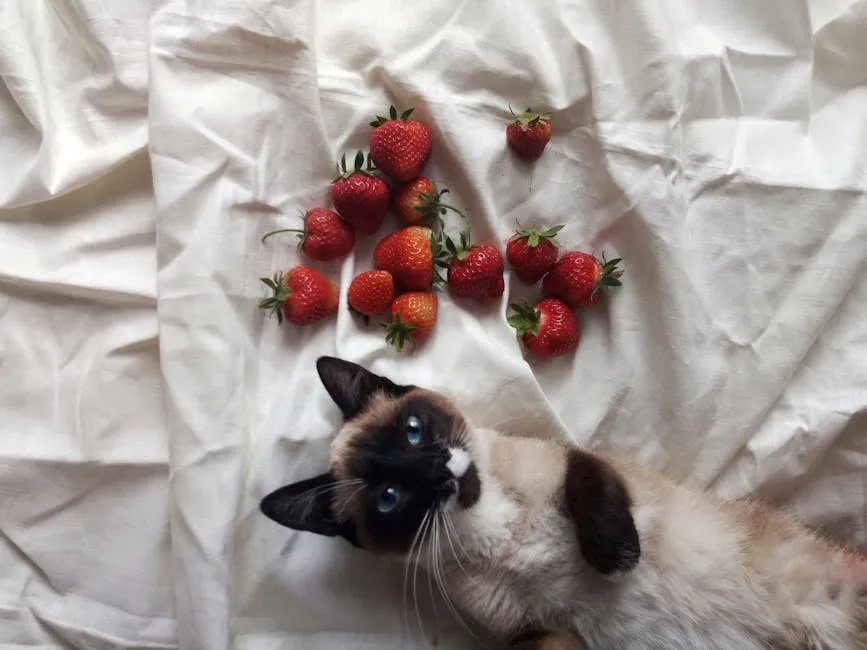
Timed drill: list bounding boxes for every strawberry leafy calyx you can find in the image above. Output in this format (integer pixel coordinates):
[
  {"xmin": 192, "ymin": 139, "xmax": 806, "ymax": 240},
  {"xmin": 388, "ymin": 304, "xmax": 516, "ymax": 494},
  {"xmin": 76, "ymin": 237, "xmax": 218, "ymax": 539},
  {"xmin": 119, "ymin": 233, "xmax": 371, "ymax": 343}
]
[
  {"xmin": 258, "ymin": 272, "xmax": 292, "ymax": 324},
  {"xmin": 443, "ymin": 228, "xmax": 473, "ymax": 263},
  {"xmin": 507, "ymin": 302, "xmax": 542, "ymax": 337},
  {"xmin": 591, "ymin": 253, "xmax": 625, "ymax": 299},
  {"xmin": 334, "ymin": 150, "xmax": 379, "ymax": 182},
  {"xmin": 431, "ymin": 232, "xmax": 451, "ymax": 286},
  {"xmin": 509, "ymin": 106, "xmax": 551, "ymax": 133},
  {"xmin": 382, "ymin": 313, "xmax": 417, "ymax": 352},
  {"xmin": 510, "ymin": 223, "xmax": 564, "ymax": 248},
  {"xmin": 369, "ymin": 104, "xmax": 416, "ymax": 127},
  {"xmin": 414, "ymin": 182, "xmax": 468, "ymax": 226}
]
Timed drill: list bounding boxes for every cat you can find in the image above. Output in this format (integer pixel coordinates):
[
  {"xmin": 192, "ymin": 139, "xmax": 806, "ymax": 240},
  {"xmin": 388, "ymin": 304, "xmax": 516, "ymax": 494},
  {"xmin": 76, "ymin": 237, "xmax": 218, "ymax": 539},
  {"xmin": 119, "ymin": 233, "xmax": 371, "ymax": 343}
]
[{"xmin": 260, "ymin": 357, "xmax": 867, "ymax": 650}]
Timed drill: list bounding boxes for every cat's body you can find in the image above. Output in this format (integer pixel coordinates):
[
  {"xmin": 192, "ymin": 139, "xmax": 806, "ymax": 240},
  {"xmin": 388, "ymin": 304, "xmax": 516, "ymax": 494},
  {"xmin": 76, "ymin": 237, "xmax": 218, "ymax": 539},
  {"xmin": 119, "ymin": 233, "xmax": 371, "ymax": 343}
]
[
  {"xmin": 261, "ymin": 358, "xmax": 867, "ymax": 650},
  {"xmin": 440, "ymin": 430, "xmax": 866, "ymax": 649}
]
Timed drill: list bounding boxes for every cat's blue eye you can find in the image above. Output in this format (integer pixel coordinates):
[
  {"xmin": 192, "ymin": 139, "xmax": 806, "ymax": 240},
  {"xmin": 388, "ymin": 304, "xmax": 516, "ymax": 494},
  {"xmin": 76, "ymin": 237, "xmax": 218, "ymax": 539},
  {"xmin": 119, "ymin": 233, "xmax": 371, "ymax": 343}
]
[
  {"xmin": 406, "ymin": 415, "xmax": 424, "ymax": 446},
  {"xmin": 376, "ymin": 485, "xmax": 402, "ymax": 513}
]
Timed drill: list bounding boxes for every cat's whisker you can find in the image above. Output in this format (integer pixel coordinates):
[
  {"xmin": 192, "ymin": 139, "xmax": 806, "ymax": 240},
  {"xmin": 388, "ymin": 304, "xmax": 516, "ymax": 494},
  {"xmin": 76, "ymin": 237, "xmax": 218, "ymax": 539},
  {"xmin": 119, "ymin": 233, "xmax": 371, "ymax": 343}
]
[
  {"xmin": 333, "ymin": 484, "xmax": 365, "ymax": 518},
  {"xmin": 291, "ymin": 479, "xmax": 364, "ymax": 523},
  {"xmin": 441, "ymin": 510, "xmax": 472, "ymax": 579},
  {"xmin": 404, "ymin": 509, "xmax": 431, "ymax": 648},
  {"xmin": 456, "ymin": 427, "xmax": 474, "ymax": 452},
  {"xmin": 447, "ymin": 513, "xmax": 472, "ymax": 566},
  {"xmin": 414, "ymin": 511, "xmax": 433, "ymax": 647},
  {"xmin": 432, "ymin": 511, "xmax": 487, "ymax": 648},
  {"xmin": 297, "ymin": 480, "xmax": 361, "ymax": 517},
  {"xmin": 427, "ymin": 509, "xmax": 441, "ymax": 645}
]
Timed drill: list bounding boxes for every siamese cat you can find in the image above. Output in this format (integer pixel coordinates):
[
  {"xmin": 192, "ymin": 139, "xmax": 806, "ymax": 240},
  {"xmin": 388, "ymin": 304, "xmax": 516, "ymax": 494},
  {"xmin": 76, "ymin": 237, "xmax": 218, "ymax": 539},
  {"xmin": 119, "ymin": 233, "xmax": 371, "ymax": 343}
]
[{"xmin": 261, "ymin": 357, "xmax": 867, "ymax": 650}]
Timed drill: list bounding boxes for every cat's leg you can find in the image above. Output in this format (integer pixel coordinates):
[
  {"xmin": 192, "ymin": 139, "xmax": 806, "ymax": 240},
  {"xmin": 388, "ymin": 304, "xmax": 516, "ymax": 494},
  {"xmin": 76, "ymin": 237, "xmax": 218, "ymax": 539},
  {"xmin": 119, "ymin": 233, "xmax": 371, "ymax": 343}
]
[
  {"xmin": 563, "ymin": 449, "xmax": 640, "ymax": 574},
  {"xmin": 508, "ymin": 629, "xmax": 586, "ymax": 650}
]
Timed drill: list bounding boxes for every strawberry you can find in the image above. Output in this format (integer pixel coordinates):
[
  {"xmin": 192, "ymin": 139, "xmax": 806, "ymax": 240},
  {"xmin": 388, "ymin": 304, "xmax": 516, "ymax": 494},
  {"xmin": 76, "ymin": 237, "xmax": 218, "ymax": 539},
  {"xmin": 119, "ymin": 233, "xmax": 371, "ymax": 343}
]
[
  {"xmin": 542, "ymin": 251, "xmax": 623, "ymax": 308},
  {"xmin": 331, "ymin": 151, "xmax": 390, "ymax": 236},
  {"xmin": 508, "ymin": 298, "xmax": 579, "ymax": 357},
  {"xmin": 506, "ymin": 108, "xmax": 552, "ymax": 161},
  {"xmin": 259, "ymin": 267, "xmax": 338, "ymax": 326},
  {"xmin": 348, "ymin": 270, "xmax": 395, "ymax": 321},
  {"xmin": 393, "ymin": 177, "xmax": 467, "ymax": 228},
  {"xmin": 261, "ymin": 208, "xmax": 354, "ymax": 262},
  {"xmin": 369, "ymin": 106, "xmax": 432, "ymax": 181},
  {"xmin": 445, "ymin": 229, "xmax": 505, "ymax": 303},
  {"xmin": 506, "ymin": 224, "xmax": 564, "ymax": 284},
  {"xmin": 383, "ymin": 291, "xmax": 438, "ymax": 351},
  {"xmin": 374, "ymin": 225, "xmax": 445, "ymax": 291}
]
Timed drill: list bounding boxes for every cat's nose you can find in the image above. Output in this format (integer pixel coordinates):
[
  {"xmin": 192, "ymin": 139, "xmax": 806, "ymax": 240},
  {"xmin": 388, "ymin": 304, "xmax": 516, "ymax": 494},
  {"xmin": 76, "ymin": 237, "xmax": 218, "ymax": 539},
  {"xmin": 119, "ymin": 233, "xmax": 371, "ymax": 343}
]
[
  {"xmin": 432, "ymin": 448, "xmax": 452, "ymax": 481},
  {"xmin": 432, "ymin": 447, "xmax": 450, "ymax": 468},
  {"xmin": 434, "ymin": 449, "xmax": 452, "ymax": 475}
]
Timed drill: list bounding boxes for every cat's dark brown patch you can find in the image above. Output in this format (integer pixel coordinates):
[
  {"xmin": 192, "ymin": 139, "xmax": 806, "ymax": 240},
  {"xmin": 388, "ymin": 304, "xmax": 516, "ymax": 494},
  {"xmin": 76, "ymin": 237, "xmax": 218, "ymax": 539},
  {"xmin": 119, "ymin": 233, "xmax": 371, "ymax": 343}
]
[
  {"xmin": 458, "ymin": 461, "xmax": 481, "ymax": 508},
  {"xmin": 564, "ymin": 449, "xmax": 640, "ymax": 575}
]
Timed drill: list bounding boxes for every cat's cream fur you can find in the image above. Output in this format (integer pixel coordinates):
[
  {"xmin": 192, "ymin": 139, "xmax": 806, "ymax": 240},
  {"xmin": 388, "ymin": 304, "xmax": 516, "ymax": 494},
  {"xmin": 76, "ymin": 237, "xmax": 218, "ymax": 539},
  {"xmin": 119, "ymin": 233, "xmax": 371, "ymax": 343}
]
[
  {"xmin": 438, "ymin": 426, "xmax": 866, "ymax": 649},
  {"xmin": 261, "ymin": 359, "xmax": 867, "ymax": 650}
]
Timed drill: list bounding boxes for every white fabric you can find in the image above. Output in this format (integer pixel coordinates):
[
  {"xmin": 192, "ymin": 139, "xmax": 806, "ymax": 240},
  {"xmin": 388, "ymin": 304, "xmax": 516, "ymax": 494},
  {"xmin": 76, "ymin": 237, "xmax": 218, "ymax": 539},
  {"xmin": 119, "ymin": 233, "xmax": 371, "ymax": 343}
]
[{"xmin": 1, "ymin": 0, "xmax": 866, "ymax": 648}]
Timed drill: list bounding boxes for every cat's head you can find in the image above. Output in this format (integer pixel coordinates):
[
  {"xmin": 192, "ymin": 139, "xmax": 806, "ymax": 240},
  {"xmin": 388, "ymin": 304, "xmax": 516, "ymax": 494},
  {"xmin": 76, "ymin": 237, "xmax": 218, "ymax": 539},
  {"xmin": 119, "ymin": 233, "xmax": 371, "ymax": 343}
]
[{"xmin": 260, "ymin": 357, "xmax": 481, "ymax": 553}]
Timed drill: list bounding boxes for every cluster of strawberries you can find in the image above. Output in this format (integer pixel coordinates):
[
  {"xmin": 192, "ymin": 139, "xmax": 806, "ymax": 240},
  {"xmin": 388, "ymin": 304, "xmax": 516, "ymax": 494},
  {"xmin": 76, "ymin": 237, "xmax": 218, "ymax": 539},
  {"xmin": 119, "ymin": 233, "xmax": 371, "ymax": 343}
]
[
  {"xmin": 259, "ymin": 105, "xmax": 623, "ymax": 358},
  {"xmin": 506, "ymin": 225, "xmax": 623, "ymax": 357}
]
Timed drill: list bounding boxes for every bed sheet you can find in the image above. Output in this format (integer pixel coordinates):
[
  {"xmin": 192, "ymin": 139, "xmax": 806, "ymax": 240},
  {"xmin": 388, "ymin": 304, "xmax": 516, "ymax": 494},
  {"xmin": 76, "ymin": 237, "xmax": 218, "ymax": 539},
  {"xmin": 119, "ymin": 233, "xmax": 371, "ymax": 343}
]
[
  {"xmin": 3, "ymin": 0, "xmax": 867, "ymax": 649},
  {"xmin": 0, "ymin": 2, "xmax": 175, "ymax": 649}
]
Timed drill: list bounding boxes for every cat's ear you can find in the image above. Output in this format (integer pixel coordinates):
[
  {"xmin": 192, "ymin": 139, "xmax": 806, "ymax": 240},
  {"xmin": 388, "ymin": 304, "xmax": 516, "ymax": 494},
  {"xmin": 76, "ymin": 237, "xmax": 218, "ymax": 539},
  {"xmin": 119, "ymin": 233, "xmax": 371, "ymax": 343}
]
[
  {"xmin": 260, "ymin": 472, "xmax": 359, "ymax": 547},
  {"xmin": 316, "ymin": 357, "xmax": 413, "ymax": 420},
  {"xmin": 564, "ymin": 450, "xmax": 640, "ymax": 575}
]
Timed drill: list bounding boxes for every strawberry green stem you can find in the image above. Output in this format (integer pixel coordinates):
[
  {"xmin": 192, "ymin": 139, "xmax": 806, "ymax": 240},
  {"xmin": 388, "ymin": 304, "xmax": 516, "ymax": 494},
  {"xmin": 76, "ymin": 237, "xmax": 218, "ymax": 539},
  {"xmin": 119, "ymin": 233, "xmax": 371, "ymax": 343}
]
[
  {"xmin": 438, "ymin": 203, "xmax": 467, "ymax": 219},
  {"xmin": 261, "ymin": 228, "xmax": 304, "ymax": 243}
]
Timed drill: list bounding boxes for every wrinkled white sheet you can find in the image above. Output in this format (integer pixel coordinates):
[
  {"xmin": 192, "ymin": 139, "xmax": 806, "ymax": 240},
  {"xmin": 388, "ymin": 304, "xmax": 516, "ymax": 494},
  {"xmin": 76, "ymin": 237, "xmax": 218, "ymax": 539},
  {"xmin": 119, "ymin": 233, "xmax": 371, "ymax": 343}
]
[{"xmin": 2, "ymin": 0, "xmax": 866, "ymax": 648}]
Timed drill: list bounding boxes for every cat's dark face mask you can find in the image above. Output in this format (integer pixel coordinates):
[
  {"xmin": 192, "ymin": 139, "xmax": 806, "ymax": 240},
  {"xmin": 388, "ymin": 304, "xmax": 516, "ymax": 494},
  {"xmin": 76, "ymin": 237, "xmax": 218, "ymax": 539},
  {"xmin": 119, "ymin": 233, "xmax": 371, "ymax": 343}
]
[{"xmin": 259, "ymin": 357, "xmax": 480, "ymax": 553}]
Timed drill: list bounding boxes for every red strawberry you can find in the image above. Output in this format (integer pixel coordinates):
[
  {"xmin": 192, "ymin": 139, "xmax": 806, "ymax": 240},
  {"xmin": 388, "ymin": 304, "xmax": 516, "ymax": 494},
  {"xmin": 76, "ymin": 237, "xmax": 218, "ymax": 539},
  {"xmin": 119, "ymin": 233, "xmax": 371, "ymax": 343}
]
[
  {"xmin": 506, "ymin": 224, "xmax": 564, "ymax": 284},
  {"xmin": 383, "ymin": 291, "xmax": 438, "ymax": 351},
  {"xmin": 369, "ymin": 106, "xmax": 432, "ymax": 181},
  {"xmin": 445, "ymin": 229, "xmax": 505, "ymax": 303},
  {"xmin": 374, "ymin": 225, "xmax": 444, "ymax": 291},
  {"xmin": 331, "ymin": 151, "xmax": 390, "ymax": 235},
  {"xmin": 508, "ymin": 298, "xmax": 579, "ymax": 357},
  {"xmin": 261, "ymin": 208, "xmax": 354, "ymax": 262},
  {"xmin": 259, "ymin": 267, "xmax": 338, "ymax": 326},
  {"xmin": 348, "ymin": 270, "xmax": 395, "ymax": 321},
  {"xmin": 506, "ymin": 108, "xmax": 552, "ymax": 161},
  {"xmin": 393, "ymin": 177, "xmax": 467, "ymax": 227},
  {"xmin": 542, "ymin": 251, "xmax": 623, "ymax": 308}
]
